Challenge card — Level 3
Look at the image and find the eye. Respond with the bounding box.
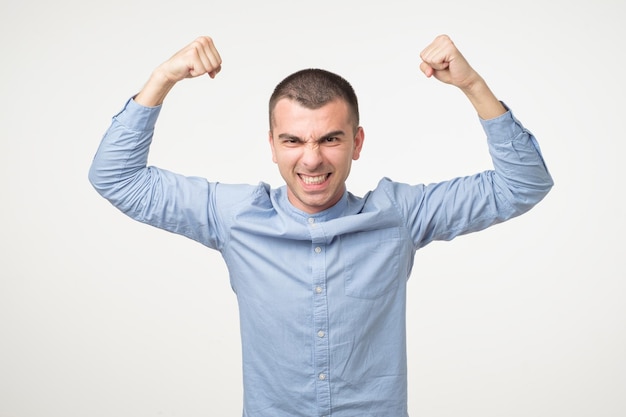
[280,137,302,146]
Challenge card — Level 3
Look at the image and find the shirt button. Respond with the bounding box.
[319,373,326,380]
[308,217,315,224]
[314,246,322,253]
[315,286,323,294]
[317,330,325,338]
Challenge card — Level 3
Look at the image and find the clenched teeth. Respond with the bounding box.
[300,174,329,185]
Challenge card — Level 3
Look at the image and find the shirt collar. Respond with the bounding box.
[277,186,349,223]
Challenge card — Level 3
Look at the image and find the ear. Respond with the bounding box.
[268,130,277,163]
[352,127,365,160]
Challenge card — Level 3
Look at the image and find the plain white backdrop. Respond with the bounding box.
[1,0,624,416]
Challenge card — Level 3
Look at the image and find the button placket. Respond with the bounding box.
[308,218,331,416]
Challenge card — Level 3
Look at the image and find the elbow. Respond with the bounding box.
[87,160,152,216]
[88,161,124,202]
[88,163,99,190]
[533,170,555,205]
[88,162,108,198]
[508,175,554,216]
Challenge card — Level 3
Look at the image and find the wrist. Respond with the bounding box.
[459,75,488,98]
[135,69,177,107]
[460,78,506,120]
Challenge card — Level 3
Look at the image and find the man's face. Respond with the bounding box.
[269,98,364,214]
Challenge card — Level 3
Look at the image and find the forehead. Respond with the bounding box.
[271,98,352,132]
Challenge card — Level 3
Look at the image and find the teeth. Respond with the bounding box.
[301,174,328,185]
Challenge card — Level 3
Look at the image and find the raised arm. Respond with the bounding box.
[392,35,554,247]
[419,34,505,120]
[88,37,225,248]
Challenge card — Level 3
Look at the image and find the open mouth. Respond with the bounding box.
[299,174,330,185]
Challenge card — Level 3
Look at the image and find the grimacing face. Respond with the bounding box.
[269,98,364,214]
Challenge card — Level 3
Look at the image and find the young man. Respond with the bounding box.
[89,35,553,416]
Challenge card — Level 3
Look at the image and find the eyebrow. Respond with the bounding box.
[277,130,347,143]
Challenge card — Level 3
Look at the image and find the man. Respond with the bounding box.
[89,35,553,416]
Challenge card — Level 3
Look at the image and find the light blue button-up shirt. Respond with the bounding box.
[89,98,553,416]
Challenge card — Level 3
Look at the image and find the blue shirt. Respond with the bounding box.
[89,98,553,416]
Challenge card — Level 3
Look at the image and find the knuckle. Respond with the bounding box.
[197,36,213,45]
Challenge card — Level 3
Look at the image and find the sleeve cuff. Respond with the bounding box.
[112,97,163,131]
[479,102,526,144]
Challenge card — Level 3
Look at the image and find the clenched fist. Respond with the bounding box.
[158,36,223,82]
[419,34,505,119]
[135,36,222,106]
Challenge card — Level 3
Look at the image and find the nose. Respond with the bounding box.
[300,142,323,168]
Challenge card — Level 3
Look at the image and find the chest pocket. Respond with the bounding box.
[341,227,405,299]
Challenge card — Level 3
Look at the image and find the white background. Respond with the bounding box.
[1,0,624,416]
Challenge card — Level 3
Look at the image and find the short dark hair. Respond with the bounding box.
[269,68,359,131]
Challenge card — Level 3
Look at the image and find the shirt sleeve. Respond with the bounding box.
[88,98,221,248]
[384,104,554,249]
